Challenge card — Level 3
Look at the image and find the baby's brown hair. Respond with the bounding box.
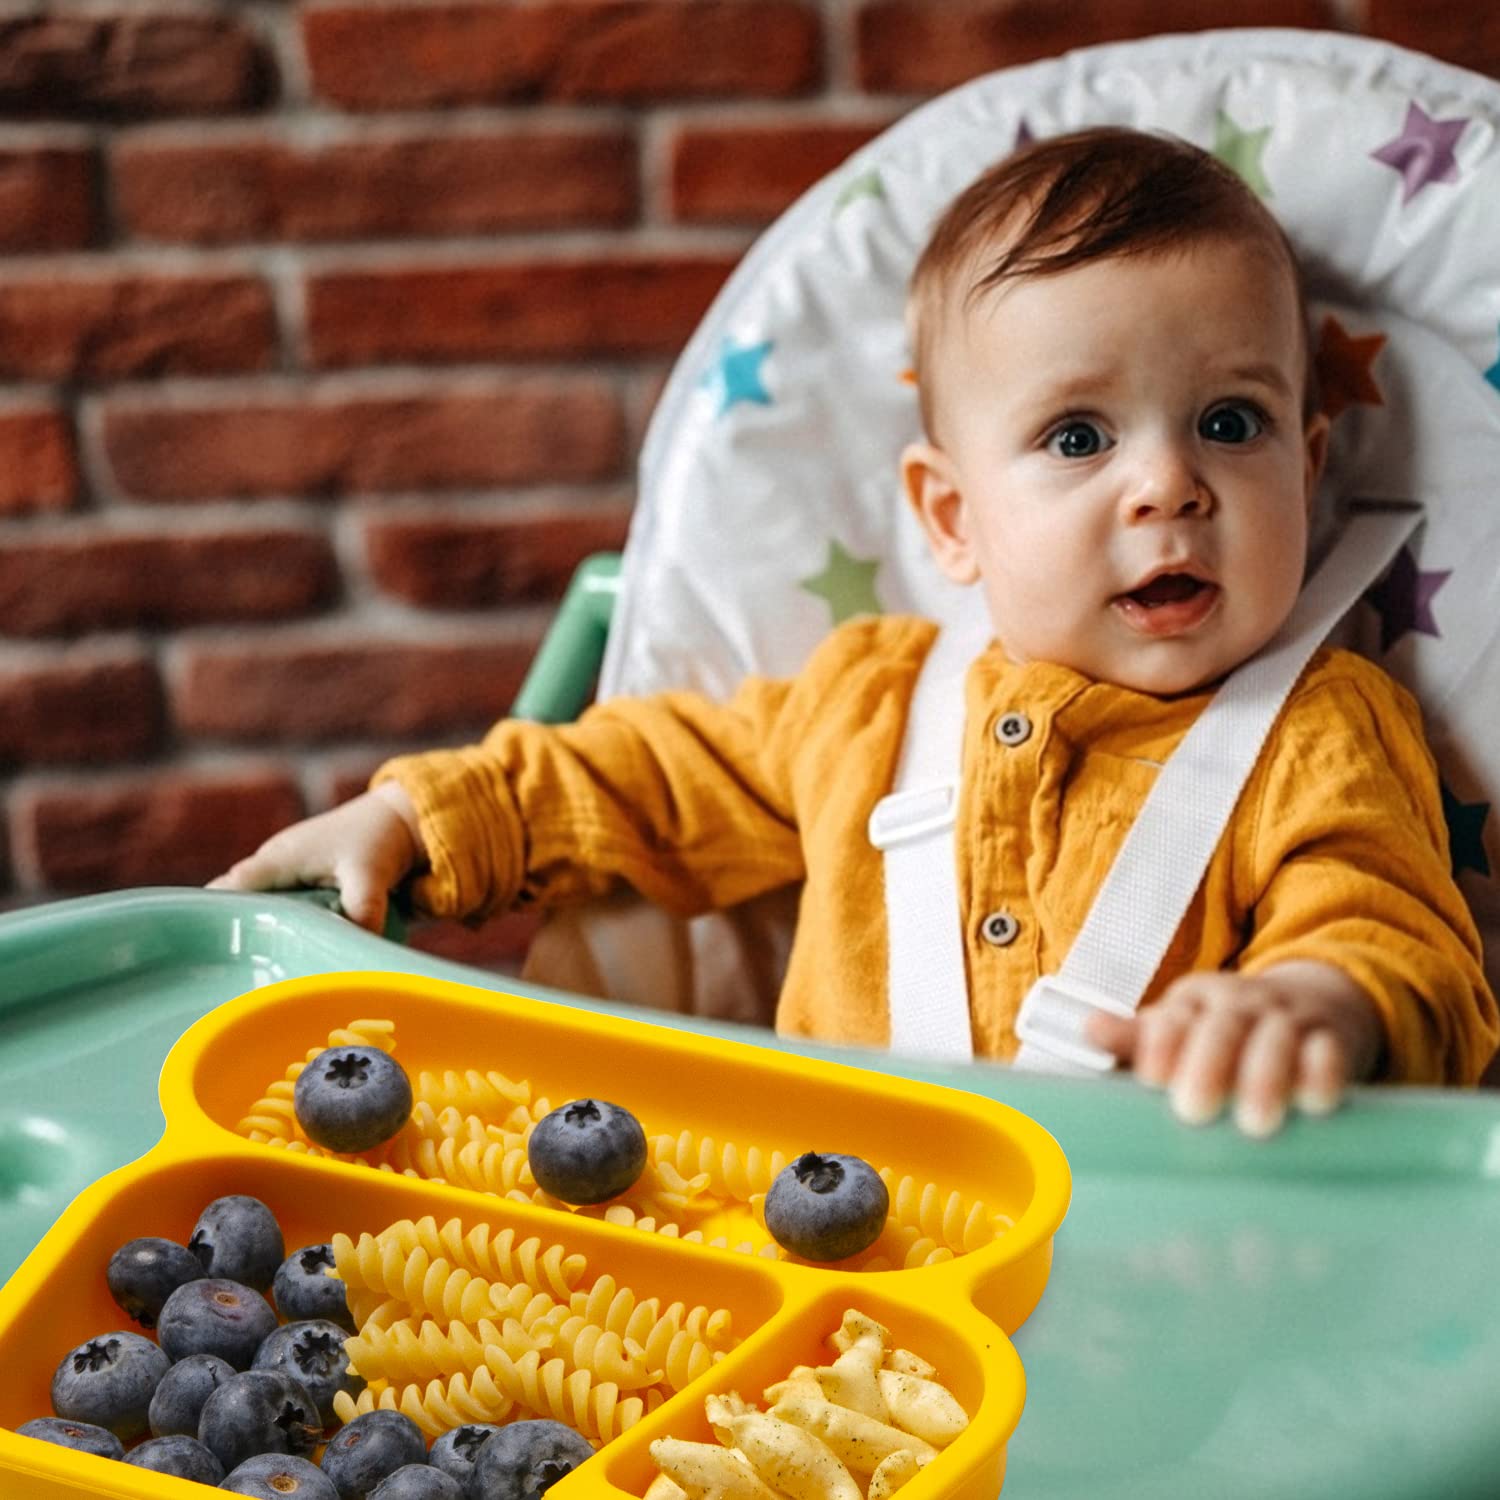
[908,126,1318,439]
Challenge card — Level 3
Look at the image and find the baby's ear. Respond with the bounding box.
[1302,410,1331,508]
[901,441,980,585]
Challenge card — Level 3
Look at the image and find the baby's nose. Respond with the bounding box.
[1124,445,1212,520]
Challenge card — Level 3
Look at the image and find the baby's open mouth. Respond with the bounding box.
[1123,572,1211,608]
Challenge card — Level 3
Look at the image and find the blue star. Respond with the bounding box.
[700,336,774,417]
[1485,324,1500,395]
[1441,781,1492,879]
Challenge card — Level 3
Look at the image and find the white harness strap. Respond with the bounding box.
[872,507,1422,1071]
[867,615,992,1060]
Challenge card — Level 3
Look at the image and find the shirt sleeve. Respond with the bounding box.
[369,624,886,924]
[1234,660,1498,1084]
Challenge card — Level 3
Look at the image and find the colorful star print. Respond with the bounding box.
[1441,781,1491,878]
[800,539,882,624]
[1485,324,1500,395]
[1370,102,1470,204]
[1365,545,1452,651]
[700,337,773,417]
[834,169,885,213]
[1315,316,1385,421]
[1213,110,1272,197]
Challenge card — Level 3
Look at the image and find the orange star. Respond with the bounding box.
[1315,315,1386,421]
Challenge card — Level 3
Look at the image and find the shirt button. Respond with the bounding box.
[994,711,1033,747]
[980,909,1020,947]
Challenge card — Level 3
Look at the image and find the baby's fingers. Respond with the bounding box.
[208,851,326,893]
[333,860,390,934]
[1231,1008,1299,1138]
[1294,1028,1348,1117]
[1168,1001,1256,1126]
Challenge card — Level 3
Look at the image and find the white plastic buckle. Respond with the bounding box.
[1014,974,1133,1074]
[867,783,958,850]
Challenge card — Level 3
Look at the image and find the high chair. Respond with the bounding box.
[2,28,1499,1500]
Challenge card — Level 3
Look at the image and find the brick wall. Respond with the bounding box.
[0,0,1489,962]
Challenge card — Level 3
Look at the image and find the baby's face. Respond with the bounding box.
[904,237,1329,695]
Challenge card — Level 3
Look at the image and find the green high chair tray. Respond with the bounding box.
[1,886,1497,1499]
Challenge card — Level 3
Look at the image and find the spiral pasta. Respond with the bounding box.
[376,1216,586,1300]
[478,1345,656,1444]
[879,1171,1009,1257]
[332,1365,515,1438]
[331,1233,510,1325]
[344,1314,543,1384]
[414,1068,530,1115]
[649,1132,790,1204]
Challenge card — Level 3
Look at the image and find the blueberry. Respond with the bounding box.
[274,1243,354,1331]
[106,1236,206,1328]
[222,1452,340,1498]
[198,1368,321,1473]
[149,1351,236,1438]
[763,1151,890,1261]
[253,1319,365,1424]
[370,1466,464,1500]
[189,1195,285,1292]
[429,1423,502,1487]
[294,1046,413,1153]
[17,1415,125,1459]
[159,1278,279,1370]
[50,1330,169,1440]
[125,1433,226,1482]
[470,1420,594,1500]
[526,1099,646,1204]
[320,1409,427,1500]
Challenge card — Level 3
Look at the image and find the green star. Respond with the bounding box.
[1213,110,1273,198]
[800,539,882,623]
[1441,780,1491,878]
[834,168,885,214]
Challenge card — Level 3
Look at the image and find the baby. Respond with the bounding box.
[212,127,1497,1137]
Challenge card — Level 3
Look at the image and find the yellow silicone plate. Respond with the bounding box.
[0,970,1070,1499]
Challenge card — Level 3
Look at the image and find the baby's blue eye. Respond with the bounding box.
[1200,402,1265,444]
[1046,420,1110,459]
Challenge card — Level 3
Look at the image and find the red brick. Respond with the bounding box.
[0,13,274,119]
[172,636,541,742]
[0,406,80,513]
[0,651,162,767]
[303,1,820,110]
[306,255,736,366]
[115,126,638,244]
[0,272,275,382]
[670,120,890,223]
[102,379,626,501]
[0,144,96,251]
[0,530,336,637]
[854,0,1339,92]
[13,770,303,892]
[364,506,633,609]
[1366,0,1500,78]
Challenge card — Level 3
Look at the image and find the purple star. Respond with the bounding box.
[1371,102,1469,204]
[1015,118,1035,150]
[1365,545,1452,651]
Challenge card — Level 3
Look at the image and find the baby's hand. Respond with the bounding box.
[207,782,425,934]
[1085,961,1385,1138]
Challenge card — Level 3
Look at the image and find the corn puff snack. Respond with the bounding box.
[646,1309,969,1499]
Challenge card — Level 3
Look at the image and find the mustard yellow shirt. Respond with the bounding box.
[376,616,1498,1084]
